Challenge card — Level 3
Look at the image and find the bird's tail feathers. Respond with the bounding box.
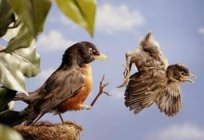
[23,106,40,125]
[13,91,39,104]
[13,93,31,104]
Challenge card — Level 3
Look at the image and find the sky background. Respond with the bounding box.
[14,0,204,140]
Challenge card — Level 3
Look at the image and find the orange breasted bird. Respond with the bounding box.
[14,41,108,125]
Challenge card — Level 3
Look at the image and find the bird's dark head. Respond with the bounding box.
[167,64,195,83]
[62,41,107,67]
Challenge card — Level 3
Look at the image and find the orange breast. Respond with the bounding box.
[58,64,93,112]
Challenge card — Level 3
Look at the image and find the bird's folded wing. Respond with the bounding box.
[125,70,166,114]
[156,83,181,117]
[34,69,84,114]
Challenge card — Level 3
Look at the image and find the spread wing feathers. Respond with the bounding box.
[156,83,181,117]
[25,69,84,125]
[125,71,165,114]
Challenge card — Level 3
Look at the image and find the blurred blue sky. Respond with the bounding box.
[15,0,204,140]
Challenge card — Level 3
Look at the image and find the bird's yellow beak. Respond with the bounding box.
[94,53,108,61]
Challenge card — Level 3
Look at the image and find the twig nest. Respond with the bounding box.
[14,121,82,140]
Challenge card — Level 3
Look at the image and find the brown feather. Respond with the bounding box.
[156,82,181,116]
[125,70,166,114]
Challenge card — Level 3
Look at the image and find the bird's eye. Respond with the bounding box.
[180,71,185,76]
[89,48,93,53]
[89,48,97,54]
[92,49,96,53]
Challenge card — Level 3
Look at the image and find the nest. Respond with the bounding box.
[14,121,82,140]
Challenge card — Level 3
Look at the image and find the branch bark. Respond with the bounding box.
[90,75,110,107]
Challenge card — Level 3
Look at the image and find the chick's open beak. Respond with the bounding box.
[184,78,194,83]
[94,53,108,61]
[182,73,196,83]
[190,73,197,78]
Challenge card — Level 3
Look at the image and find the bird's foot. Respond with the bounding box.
[117,77,129,88]
[80,104,92,110]
[117,64,130,88]
[90,75,110,107]
[123,66,130,78]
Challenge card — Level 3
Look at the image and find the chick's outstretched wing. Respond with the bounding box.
[156,82,182,116]
[125,70,166,114]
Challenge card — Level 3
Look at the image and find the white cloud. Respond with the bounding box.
[47,3,144,34]
[198,27,204,37]
[153,123,204,140]
[38,68,55,80]
[36,30,75,51]
[96,3,144,34]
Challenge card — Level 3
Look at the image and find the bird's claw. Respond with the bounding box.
[99,75,109,95]
[90,75,110,107]
[117,65,130,88]
[80,104,92,110]
[117,77,129,88]
[103,91,111,96]
[123,66,129,78]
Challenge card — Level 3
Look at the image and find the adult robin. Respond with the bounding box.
[14,41,108,125]
[119,32,195,116]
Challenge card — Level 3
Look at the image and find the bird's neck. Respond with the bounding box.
[58,59,92,73]
[81,64,92,76]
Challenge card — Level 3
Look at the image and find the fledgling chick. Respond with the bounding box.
[119,32,195,116]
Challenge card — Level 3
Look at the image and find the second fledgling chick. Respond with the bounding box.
[119,32,195,116]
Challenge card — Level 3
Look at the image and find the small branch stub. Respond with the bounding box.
[90,75,110,107]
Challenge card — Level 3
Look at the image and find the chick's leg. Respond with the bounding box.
[118,52,133,88]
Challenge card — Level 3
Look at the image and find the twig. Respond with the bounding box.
[90,75,110,107]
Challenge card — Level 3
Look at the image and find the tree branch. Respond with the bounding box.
[90,75,110,107]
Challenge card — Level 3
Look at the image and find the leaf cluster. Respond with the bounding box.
[0,0,96,128]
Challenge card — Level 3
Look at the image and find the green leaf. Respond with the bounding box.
[0,110,28,126]
[4,25,34,53]
[0,87,16,112]
[0,0,16,37]
[0,124,23,140]
[56,0,96,36]
[2,21,20,42]
[8,0,51,37]
[14,41,40,77]
[4,25,33,52]
[0,43,40,94]
[0,87,27,127]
